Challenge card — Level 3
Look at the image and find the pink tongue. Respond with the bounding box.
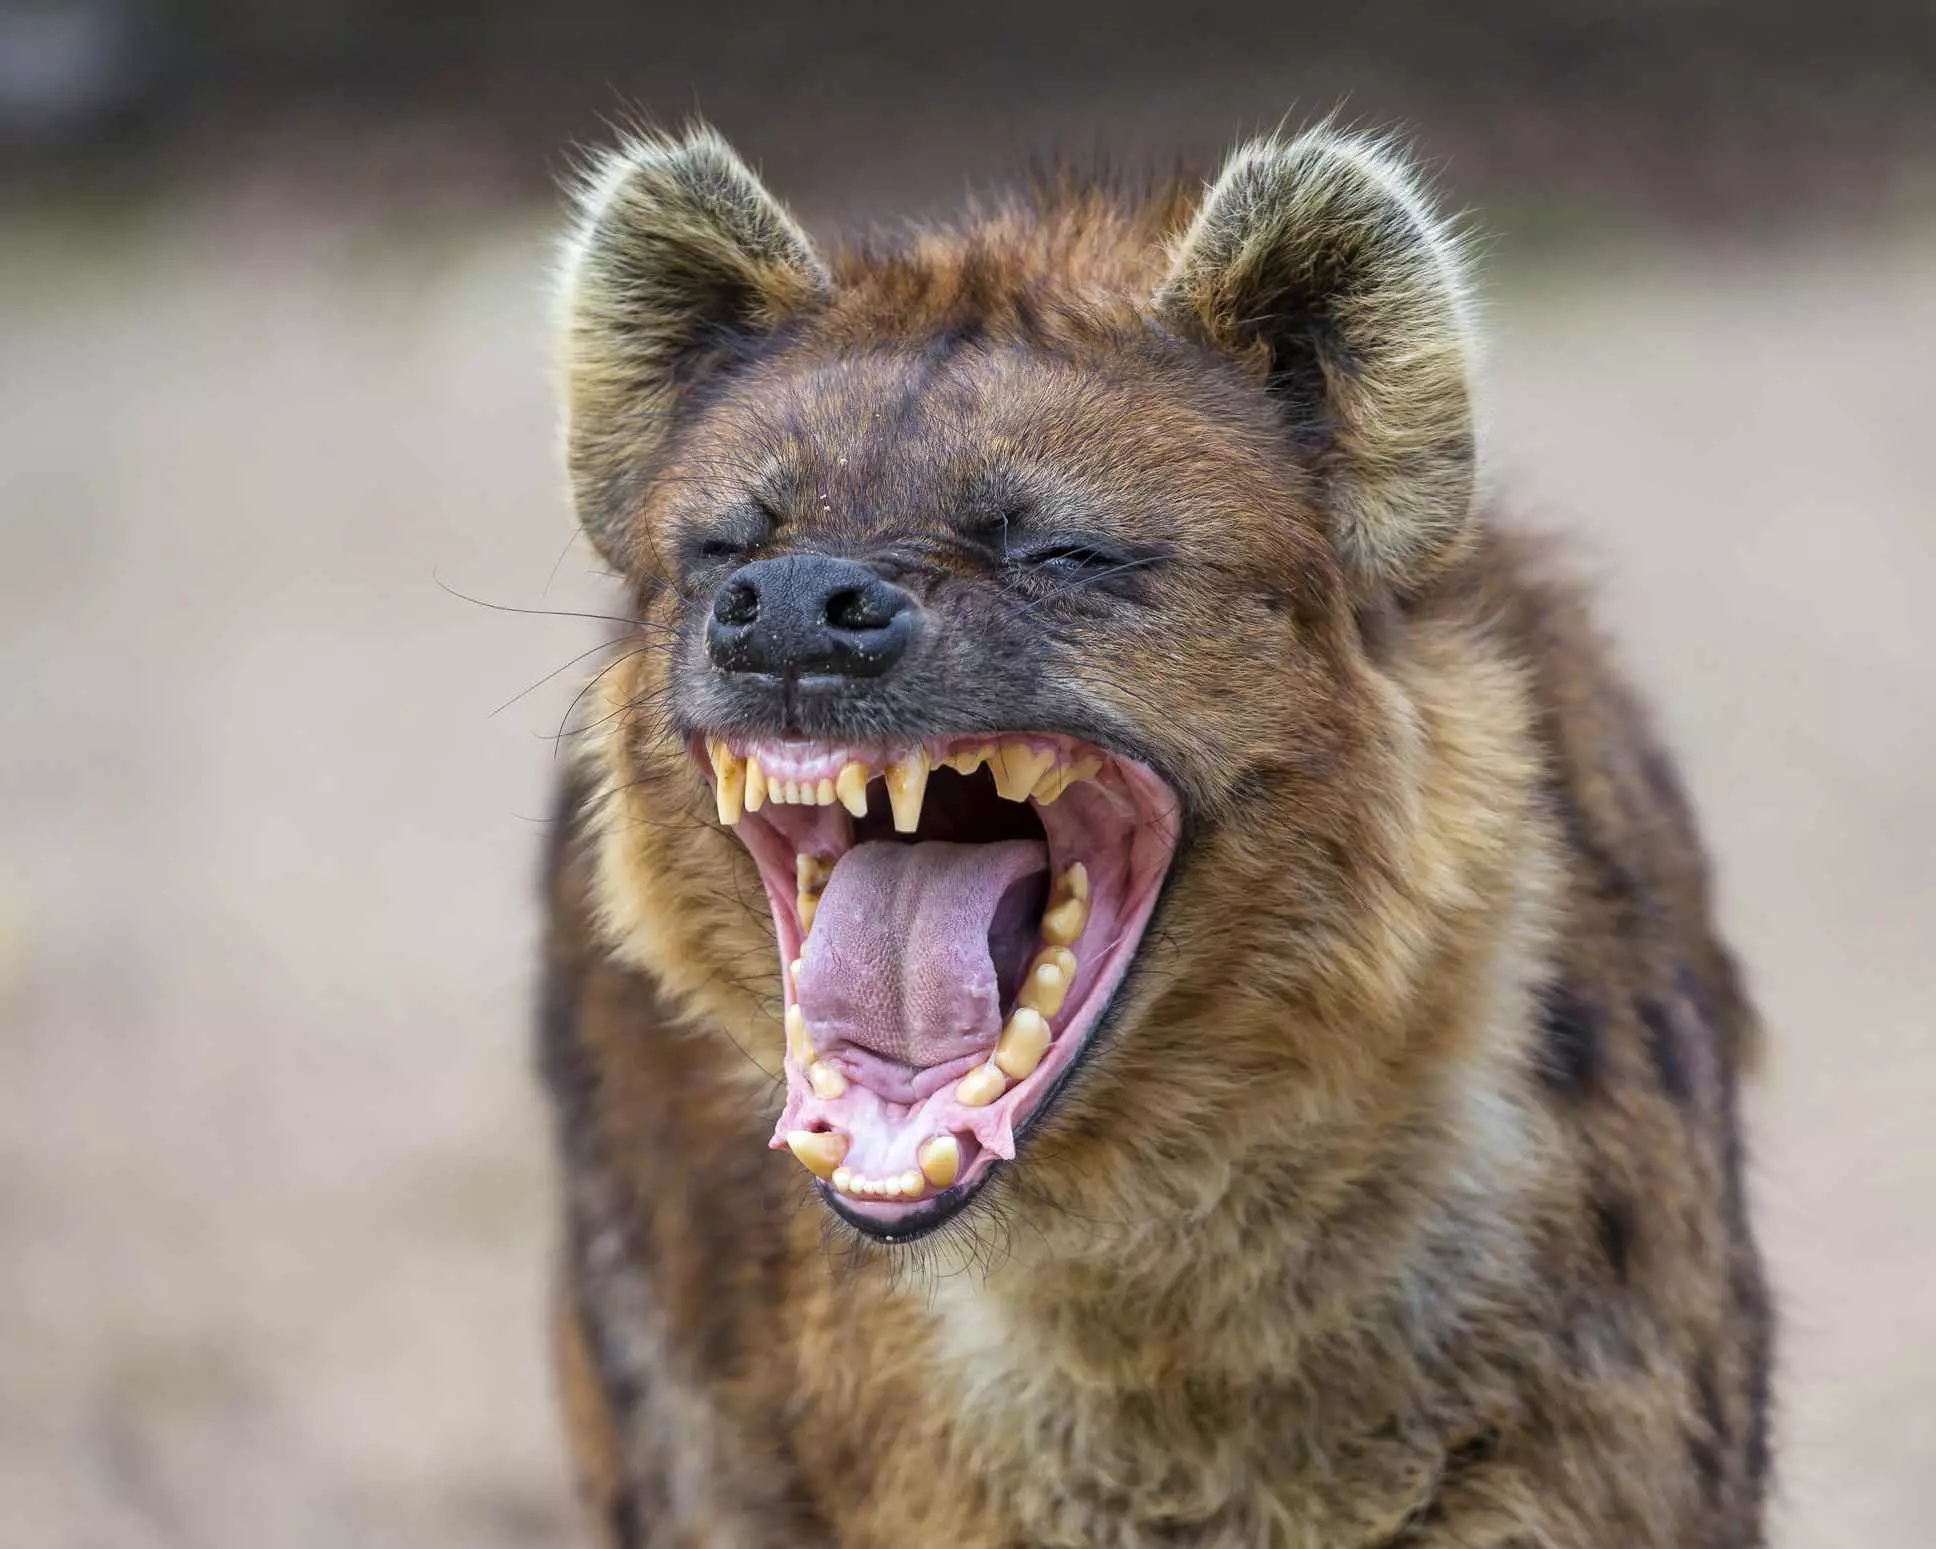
[797,840,1048,1079]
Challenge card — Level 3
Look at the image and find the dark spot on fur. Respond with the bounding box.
[608,1496,643,1549]
[1638,992,1696,1108]
[1593,1192,1636,1282]
[1536,979,1602,1098]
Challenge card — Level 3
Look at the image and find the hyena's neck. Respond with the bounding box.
[926,782,1560,1423]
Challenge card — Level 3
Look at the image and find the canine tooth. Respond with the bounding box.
[946,747,985,776]
[798,891,820,934]
[955,1063,1007,1108]
[1032,755,1102,806]
[1040,894,1088,947]
[832,1166,853,1194]
[994,1007,1052,1080]
[835,760,870,817]
[785,1004,814,1066]
[745,757,768,811]
[991,744,1057,802]
[807,1060,847,1099]
[786,1130,848,1181]
[816,777,836,806]
[1016,946,1078,1018]
[900,1169,923,1198]
[708,741,745,824]
[885,749,931,834]
[917,1135,960,1190]
[796,854,832,894]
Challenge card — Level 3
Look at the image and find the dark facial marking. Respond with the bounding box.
[1637,992,1696,1109]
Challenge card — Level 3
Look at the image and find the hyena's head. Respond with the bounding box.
[556,125,1516,1247]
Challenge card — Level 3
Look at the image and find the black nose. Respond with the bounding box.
[705,555,916,681]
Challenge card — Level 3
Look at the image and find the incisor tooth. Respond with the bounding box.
[832,1166,853,1194]
[835,760,869,817]
[955,1063,1007,1108]
[796,854,832,894]
[817,777,836,806]
[807,1060,847,1099]
[900,1169,923,1198]
[917,1135,960,1189]
[710,742,745,825]
[991,744,1056,802]
[789,957,803,985]
[1040,894,1087,947]
[885,749,931,834]
[786,780,804,805]
[785,1004,814,1066]
[745,757,768,811]
[994,1007,1051,1080]
[786,1130,848,1180]
[798,892,819,934]
[1016,947,1078,1018]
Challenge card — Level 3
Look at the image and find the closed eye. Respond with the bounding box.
[1008,538,1168,600]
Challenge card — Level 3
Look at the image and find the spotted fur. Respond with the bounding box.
[539,123,1772,1547]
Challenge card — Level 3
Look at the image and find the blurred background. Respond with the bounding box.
[1,2,1931,1544]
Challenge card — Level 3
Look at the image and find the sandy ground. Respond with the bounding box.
[0,199,1930,1546]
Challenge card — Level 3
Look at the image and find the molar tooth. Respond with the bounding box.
[991,743,1057,803]
[816,777,836,806]
[1040,894,1088,947]
[785,1004,814,1067]
[993,1007,1052,1080]
[796,854,832,894]
[797,892,820,934]
[946,747,985,776]
[1016,948,1077,1018]
[885,749,931,834]
[1032,754,1102,806]
[832,1166,853,1194]
[807,1060,847,1099]
[786,1130,848,1181]
[900,1169,924,1198]
[1057,861,1090,905]
[745,757,768,811]
[954,1063,1007,1108]
[835,760,870,817]
[789,957,804,986]
[917,1135,960,1190]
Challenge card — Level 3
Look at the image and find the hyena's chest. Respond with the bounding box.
[786,1280,1436,1549]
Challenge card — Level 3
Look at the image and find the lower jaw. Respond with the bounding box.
[698,732,1180,1238]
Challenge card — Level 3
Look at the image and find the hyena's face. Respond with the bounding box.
[558,130,1477,1242]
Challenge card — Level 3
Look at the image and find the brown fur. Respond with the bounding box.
[538,125,1771,1546]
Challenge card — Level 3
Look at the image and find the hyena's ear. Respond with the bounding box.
[557,127,829,566]
[1155,129,1477,595]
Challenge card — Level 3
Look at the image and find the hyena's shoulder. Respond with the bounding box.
[1446,524,1774,1537]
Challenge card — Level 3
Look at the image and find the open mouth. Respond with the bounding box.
[699,734,1180,1240]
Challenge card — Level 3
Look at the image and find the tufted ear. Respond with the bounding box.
[556,127,829,566]
[1156,129,1478,595]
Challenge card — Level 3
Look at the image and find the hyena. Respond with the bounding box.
[537,123,1772,1547]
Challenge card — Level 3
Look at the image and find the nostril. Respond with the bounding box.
[825,587,874,631]
[825,582,904,632]
[714,579,759,627]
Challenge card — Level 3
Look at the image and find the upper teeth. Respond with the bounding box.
[705,738,1106,830]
